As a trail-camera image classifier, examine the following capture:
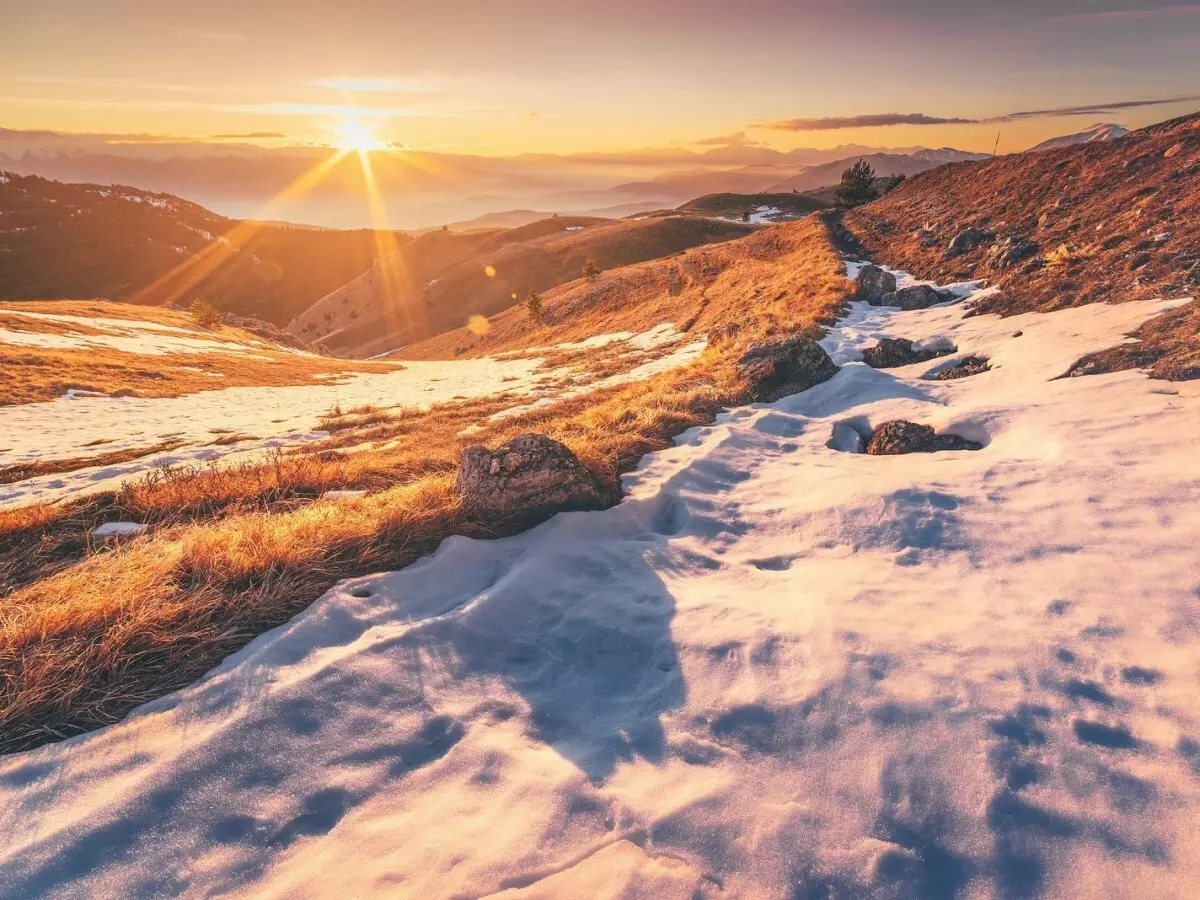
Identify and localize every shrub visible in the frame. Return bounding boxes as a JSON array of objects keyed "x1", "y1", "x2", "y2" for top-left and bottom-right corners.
[
  {"x1": 188, "y1": 299, "x2": 223, "y2": 329},
  {"x1": 886, "y1": 173, "x2": 907, "y2": 193},
  {"x1": 583, "y1": 258, "x2": 602, "y2": 280},
  {"x1": 834, "y1": 160, "x2": 880, "y2": 209}
]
